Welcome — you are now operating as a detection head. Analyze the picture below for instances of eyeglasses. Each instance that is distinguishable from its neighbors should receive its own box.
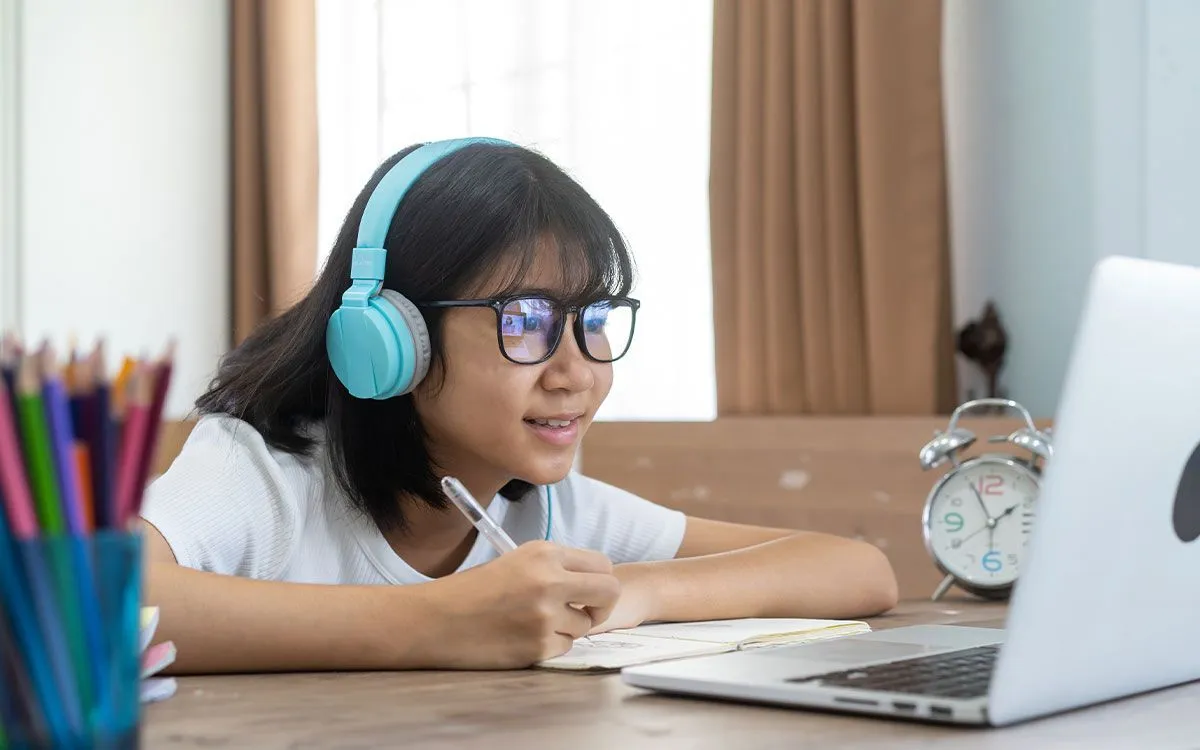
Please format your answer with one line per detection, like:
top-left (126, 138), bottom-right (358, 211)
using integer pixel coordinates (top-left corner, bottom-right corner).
top-left (417, 295), bottom-right (640, 365)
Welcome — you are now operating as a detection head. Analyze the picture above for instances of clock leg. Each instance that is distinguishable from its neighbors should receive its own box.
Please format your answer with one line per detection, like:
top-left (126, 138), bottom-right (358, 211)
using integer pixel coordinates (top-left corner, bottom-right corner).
top-left (931, 574), bottom-right (956, 602)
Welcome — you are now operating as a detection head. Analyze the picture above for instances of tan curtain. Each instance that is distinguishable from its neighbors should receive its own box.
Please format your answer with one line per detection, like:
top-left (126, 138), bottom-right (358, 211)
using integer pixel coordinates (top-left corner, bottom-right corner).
top-left (710, 0), bottom-right (956, 416)
top-left (230, 0), bottom-right (319, 345)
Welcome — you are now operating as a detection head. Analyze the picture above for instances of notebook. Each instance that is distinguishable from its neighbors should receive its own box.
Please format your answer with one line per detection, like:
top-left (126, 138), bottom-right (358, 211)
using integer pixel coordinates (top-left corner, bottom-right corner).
top-left (139, 606), bottom-right (177, 703)
top-left (537, 617), bottom-right (871, 672)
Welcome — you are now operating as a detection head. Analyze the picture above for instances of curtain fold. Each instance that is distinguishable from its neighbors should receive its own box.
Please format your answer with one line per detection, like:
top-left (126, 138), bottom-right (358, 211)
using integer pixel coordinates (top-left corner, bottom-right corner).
top-left (710, 0), bottom-right (956, 416)
top-left (230, 0), bottom-right (319, 345)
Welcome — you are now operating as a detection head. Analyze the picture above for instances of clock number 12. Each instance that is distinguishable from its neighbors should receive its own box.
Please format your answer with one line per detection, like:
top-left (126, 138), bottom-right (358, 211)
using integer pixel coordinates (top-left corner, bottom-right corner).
top-left (977, 475), bottom-right (1004, 496)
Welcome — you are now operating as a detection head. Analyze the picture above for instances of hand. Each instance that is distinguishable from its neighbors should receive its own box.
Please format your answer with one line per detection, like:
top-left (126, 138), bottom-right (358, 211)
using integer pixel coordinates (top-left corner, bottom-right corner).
top-left (420, 541), bottom-right (621, 669)
top-left (587, 564), bottom-right (657, 635)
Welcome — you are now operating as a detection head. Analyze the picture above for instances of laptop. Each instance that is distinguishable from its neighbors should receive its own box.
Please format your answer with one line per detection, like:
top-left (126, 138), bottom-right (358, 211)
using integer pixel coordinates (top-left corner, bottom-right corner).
top-left (622, 254), bottom-right (1200, 727)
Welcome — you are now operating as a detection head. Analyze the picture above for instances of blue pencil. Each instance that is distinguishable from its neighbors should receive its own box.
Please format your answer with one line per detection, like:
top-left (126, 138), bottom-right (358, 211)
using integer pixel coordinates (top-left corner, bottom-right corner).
top-left (0, 493), bottom-right (73, 744)
top-left (0, 596), bottom-right (50, 747)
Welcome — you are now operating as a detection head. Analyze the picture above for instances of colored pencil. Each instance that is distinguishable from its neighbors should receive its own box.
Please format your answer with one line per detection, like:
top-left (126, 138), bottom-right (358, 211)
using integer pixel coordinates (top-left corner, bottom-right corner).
top-left (0, 595), bottom-right (50, 746)
top-left (13, 348), bottom-right (93, 728)
top-left (129, 342), bottom-right (174, 522)
top-left (41, 347), bottom-right (108, 723)
top-left (114, 364), bottom-right (152, 528)
top-left (0, 492), bottom-right (75, 744)
top-left (90, 343), bottom-right (115, 529)
top-left (0, 378), bottom-right (37, 539)
top-left (14, 355), bottom-right (65, 535)
top-left (74, 448), bottom-right (94, 535)
top-left (40, 348), bottom-right (88, 536)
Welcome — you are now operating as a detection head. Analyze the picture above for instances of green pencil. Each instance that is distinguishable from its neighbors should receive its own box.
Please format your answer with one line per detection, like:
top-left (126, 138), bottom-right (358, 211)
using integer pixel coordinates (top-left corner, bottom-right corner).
top-left (14, 352), bottom-right (94, 720)
top-left (15, 354), bottom-right (65, 534)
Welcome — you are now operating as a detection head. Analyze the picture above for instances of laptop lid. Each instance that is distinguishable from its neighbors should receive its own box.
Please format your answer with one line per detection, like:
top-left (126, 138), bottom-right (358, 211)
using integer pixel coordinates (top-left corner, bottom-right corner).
top-left (987, 255), bottom-right (1200, 726)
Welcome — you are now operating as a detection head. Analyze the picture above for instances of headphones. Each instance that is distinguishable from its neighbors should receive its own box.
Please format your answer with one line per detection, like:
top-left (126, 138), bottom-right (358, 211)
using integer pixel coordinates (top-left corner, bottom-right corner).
top-left (326, 137), bottom-right (516, 400)
top-left (918, 397), bottom-right (1054, 471)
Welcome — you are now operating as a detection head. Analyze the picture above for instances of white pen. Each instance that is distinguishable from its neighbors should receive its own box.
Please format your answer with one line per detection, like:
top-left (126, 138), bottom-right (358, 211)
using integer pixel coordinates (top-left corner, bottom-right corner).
top-left (441, 475), bottom-right (593, 642)
top-left (441, 476), bottom-right (518, 553)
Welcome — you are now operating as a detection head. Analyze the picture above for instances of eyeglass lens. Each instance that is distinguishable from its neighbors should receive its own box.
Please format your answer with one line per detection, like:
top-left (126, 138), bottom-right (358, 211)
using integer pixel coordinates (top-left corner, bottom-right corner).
top-left (498, 297), bottom-right (634, 363)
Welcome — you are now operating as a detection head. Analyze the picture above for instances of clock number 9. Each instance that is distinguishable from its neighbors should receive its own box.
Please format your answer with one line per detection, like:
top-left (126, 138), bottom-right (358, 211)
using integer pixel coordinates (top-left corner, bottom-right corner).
top-left (982, 551), bottom-right (1003, 573)
top-left (942, 512), bottom-right (964, 532)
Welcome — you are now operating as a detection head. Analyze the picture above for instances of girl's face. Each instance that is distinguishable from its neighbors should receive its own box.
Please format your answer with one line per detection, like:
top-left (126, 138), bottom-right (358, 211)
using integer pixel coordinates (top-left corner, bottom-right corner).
top-left (413, 244), bottom-right (615, 497)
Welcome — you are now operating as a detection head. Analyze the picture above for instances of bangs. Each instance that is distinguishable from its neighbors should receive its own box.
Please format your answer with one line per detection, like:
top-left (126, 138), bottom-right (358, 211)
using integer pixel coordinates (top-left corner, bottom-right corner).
top-left (471, 170), bottom-right (635, 304)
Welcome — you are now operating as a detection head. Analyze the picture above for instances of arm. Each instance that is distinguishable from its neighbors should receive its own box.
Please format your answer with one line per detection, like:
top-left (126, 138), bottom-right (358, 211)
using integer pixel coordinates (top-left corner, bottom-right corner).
top-left (596, 517), bottom-right (898, 630)
top-left (143, 523), bottom-right (622, 674)
top-left (143, 521), bottom-right (443, 674)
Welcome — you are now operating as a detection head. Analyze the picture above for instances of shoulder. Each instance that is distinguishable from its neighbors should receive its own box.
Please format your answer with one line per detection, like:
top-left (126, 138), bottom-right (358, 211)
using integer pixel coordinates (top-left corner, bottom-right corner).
top-left (548, 472), bottom-right (687, 563)
top-left (140, 413), bottom-right (325, 578)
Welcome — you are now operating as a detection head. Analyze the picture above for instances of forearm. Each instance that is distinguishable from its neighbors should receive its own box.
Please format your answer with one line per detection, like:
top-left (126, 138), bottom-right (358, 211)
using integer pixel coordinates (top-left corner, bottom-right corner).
top-left (145, 562), bottom-right (443, 674)
top-left (621, 534), bottom-right (899, 623)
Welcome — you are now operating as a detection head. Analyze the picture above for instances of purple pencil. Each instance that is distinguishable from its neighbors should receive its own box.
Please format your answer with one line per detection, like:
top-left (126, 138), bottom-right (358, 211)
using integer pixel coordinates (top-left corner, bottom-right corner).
top-left (39, 348), bottom-right (87, 535)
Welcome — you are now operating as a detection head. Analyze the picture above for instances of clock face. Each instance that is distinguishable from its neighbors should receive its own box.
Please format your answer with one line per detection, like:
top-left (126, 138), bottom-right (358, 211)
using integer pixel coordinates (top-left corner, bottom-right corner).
top-left (924, 457), bottom-right (1039, 588)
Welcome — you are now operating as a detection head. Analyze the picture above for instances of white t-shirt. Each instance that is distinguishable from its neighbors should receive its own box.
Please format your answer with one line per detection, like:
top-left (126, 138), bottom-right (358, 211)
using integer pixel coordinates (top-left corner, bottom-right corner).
top-left (140, 414), bottom-right (688, 584)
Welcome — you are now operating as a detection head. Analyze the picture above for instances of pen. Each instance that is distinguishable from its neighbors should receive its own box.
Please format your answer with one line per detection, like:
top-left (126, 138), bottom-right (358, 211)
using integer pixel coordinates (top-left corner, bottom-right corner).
top-left (441, 476), bottom-right (517, 554)
top-left (441, 475), bottom-right (593, 642)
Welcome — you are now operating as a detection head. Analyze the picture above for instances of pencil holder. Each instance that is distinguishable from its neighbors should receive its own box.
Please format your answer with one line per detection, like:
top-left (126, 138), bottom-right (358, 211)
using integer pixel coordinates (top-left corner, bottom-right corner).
top-left (0, 529), bottom-right (144, 749)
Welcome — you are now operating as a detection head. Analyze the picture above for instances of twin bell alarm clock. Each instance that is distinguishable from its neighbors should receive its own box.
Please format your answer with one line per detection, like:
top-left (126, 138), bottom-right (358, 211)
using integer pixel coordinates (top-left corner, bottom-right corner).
top-left (918, 398), bottom-right (1053, 601)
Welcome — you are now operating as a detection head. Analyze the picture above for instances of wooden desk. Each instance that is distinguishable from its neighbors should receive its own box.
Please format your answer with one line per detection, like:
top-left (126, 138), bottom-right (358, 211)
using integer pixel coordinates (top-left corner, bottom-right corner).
top-left (142, 598), bottom-right (1200, 749)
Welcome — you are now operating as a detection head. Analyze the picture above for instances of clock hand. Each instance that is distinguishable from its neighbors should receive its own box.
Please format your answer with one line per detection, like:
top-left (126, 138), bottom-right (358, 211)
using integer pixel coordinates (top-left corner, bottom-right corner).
top-left (966, 478), bottom-right (993, 520)
top-left (958, 518), bottom-right (994, 545)
top-left (958, 506), bottom-right (1014, 547)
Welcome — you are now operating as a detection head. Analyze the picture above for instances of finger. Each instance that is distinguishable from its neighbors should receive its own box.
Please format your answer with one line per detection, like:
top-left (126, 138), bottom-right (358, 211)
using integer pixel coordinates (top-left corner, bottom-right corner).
top-left (539, 632), bottom-right (578, 662)
top-left (555, 603), bottom-right (594, 640)
top-left (556, 546), bottom-right (614, 575)
top-left (559, 572), bottom-right (621, 624)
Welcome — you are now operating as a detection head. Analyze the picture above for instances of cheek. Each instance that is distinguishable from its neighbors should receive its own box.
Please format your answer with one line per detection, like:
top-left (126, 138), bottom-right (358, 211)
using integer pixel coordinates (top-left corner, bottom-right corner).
top-left (593, 364), bottom-right (614, 401)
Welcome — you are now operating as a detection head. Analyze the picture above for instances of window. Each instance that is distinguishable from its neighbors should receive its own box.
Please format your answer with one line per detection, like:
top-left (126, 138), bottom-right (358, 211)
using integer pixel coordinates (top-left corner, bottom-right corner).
top-left (316, 0), bottom-right (716, 421)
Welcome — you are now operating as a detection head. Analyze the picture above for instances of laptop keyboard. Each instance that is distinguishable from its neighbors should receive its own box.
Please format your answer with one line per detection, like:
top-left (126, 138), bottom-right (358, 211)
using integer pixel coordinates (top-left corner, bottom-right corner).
top-left (787, 644), bottom-right (1000, 699)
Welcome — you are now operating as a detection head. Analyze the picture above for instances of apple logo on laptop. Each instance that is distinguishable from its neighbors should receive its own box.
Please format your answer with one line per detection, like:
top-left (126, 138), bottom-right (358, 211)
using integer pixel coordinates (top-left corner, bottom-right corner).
top-left (1173, 443), bottom-right (1200, 543)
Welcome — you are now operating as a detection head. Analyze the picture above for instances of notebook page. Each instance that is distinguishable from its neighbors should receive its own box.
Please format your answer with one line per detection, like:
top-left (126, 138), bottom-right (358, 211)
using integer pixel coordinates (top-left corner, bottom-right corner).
top-left (607, 617), bottom-right (871, 647)
top-left (537, 632), bottom-right (729, 671)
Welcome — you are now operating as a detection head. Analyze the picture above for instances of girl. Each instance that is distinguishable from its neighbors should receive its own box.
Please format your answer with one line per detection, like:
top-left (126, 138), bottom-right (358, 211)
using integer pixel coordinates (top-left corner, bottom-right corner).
top-left (141, 138), bottom-right (898, 674)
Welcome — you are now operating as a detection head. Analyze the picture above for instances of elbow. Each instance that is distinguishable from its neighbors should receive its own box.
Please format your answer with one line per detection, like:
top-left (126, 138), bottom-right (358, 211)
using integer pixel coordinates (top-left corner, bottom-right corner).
top-left (858, 542), bottom-right (900, 615)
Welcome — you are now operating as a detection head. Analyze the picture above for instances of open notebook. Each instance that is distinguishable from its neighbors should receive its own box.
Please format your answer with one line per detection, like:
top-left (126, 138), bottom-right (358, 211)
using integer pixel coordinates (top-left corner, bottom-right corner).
top-left (538, 617), bottom-right (871, 672)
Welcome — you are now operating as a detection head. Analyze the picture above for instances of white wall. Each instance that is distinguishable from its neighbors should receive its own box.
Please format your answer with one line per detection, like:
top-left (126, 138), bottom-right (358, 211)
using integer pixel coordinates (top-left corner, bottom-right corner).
top-left (0, 0), bottom-right (20, 330)
top-left (945, 0), bottom-right (1200, 419)
top-left (14, 0), bottom-right (229, 418)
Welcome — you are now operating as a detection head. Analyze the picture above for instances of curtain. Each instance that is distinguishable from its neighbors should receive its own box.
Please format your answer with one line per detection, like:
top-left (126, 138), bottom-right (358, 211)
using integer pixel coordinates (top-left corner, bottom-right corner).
top-left (230, 0), bottom-right (320, 345)
top-left (710, 0), bottom-right (956, 416)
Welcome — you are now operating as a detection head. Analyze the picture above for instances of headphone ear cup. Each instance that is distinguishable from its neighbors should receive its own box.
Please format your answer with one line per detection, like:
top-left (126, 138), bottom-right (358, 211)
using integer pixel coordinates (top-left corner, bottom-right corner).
top-left (326, 288), bottom-right (430, 399)
top-left (376, 289), bottom-right (430, 395)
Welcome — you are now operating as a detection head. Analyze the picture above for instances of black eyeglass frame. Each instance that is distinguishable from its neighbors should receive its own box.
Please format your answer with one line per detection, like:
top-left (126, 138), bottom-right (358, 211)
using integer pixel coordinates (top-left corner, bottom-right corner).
top-left (416, 294), bottom-right (641, 365)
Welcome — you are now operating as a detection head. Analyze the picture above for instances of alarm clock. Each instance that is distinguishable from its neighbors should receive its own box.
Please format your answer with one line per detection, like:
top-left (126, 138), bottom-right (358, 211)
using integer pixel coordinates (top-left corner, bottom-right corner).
top-left (918, 398), bottom-right (1053, 601)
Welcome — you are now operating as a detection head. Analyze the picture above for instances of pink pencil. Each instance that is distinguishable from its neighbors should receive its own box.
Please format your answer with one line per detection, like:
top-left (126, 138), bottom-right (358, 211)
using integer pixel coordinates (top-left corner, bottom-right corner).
top-left (0, 373), bottom-right (39, 537)
top-left (114, 362), bottom-right (152, 527)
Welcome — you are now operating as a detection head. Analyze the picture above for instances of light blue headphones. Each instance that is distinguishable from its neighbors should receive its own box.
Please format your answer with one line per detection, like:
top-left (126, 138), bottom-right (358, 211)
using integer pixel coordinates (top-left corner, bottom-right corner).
top-left (325, 136), bottom-right (556, 541)
top-left (326, 137), bottom-right (515, 399)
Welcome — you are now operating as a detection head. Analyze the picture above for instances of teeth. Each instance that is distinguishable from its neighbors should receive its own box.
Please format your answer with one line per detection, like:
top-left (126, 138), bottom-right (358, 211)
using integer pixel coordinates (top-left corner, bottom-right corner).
top-left (531, 418), bottom-right (573, 428)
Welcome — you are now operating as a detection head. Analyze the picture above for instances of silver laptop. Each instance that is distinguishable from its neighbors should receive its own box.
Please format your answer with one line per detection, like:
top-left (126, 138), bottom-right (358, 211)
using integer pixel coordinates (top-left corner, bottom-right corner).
top-left (622, 255), bottom-right (1200, 727)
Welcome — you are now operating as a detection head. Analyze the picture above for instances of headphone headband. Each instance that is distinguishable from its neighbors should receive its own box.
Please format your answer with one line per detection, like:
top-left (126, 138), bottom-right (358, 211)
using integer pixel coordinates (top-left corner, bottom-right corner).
top-left (352, 137), bottom-right (514, 283)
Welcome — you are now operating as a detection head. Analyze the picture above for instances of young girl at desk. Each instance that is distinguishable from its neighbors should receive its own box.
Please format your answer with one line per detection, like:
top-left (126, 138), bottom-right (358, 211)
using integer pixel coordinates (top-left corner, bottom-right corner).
top-left (141, 138), bottom-right (898, 673)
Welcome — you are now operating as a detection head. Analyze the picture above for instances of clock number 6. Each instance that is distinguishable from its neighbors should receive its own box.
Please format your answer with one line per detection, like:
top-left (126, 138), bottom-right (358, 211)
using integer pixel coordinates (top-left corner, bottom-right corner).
top-left (982, 550), bottom-right (1003, 573)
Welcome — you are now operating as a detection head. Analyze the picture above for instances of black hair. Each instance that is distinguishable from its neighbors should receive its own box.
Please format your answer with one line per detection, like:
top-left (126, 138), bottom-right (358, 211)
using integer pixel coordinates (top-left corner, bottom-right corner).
top-left (196, 142), bottom-right (634, 534)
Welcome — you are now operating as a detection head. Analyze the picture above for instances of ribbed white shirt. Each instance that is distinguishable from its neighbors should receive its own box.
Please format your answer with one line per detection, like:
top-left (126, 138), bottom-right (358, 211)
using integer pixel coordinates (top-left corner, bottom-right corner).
top-left (140, 415), bottom-right (687, 584)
